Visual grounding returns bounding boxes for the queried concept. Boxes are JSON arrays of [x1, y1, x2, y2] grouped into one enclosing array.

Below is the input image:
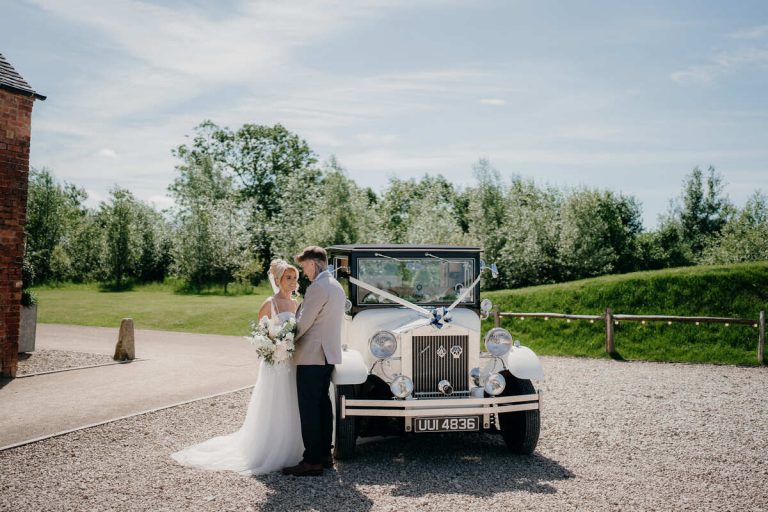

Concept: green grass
[[34, 262, 768, 365], [33, 281, 273, 336], [482, 262, 768, 366]]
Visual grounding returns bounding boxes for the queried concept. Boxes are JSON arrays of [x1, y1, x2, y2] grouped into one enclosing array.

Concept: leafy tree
[[172, 197, 256, 291], [467, 159, 507, 286], [700, 191, 768, 264], [405, 185, 471, 245], [67, 212, 106, 282], [301, 157, 378, 249], [25, 168, 87, 283], [499, 177, 562, 287], [676, 166, 732, 258], [100, 188, 141, 287], [134, 203, 172, 282], [558, 189, 643, 280], [172, 121, 321, 265]]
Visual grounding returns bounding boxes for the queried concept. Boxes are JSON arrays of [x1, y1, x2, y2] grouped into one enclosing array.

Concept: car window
[[356, 257, 475, 305]]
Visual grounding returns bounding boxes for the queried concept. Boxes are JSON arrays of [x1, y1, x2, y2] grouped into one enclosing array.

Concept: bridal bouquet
[[246, 316, 297, 365]]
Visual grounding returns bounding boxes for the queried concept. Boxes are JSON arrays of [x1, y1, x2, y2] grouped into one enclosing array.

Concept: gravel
[[1, 356, 766, 511], [16, 349, 117, 376]]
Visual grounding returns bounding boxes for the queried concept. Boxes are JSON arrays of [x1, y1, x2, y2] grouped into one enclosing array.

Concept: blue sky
[[2, 0, 767, 228]]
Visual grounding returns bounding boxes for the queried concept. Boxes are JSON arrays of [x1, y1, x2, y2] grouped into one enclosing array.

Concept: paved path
[[0, 324, 260, 448]]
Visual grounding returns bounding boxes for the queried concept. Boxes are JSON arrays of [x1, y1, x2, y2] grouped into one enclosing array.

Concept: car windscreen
[[356, 257, 475, 305]]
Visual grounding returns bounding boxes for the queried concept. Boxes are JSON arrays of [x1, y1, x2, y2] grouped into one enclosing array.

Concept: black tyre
[[498, 374, 540, 454], [334, 384, 357, 460]]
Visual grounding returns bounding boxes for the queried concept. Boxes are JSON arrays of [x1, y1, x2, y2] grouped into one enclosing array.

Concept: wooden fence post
[[759, 310, 765, 365], [493, 308, 500, 328], [605, 308, 615, 354]]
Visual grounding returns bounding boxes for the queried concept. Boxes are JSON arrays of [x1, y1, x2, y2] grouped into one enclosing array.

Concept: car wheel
[[498, 373, 540, 454], [334, 384, 357, 459]]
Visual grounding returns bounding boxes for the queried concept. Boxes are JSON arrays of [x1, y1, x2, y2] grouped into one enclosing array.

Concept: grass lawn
[[483, 261, 768, 366], [33, 282, 273, 336], [33, 262, 768, 365]]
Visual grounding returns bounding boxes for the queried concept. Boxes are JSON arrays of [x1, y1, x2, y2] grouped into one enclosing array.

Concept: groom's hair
[[295, 246, 328, 271]]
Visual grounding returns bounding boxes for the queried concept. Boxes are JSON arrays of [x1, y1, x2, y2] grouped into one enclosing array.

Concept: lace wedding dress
[[171, 306, 303, 475]]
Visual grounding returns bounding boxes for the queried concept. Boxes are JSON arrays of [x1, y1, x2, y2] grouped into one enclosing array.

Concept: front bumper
[[342, 392, 540, 431]]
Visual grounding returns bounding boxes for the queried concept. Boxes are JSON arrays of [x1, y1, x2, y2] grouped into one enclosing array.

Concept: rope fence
[[492, 308, 766, 364]]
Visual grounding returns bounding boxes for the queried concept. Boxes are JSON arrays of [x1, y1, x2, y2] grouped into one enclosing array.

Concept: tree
[[172, 121, 321, 265], [498, 177, 562, 287], [172, 197, 256, 291], [677, 166, 732, 258], [700, 191, 768, 264], [25, 168, 87, 283], [558, 189, 643, 280], [467, 159, 508, 286], [100, 188, 141, 287], [300, 157, 378, 250]]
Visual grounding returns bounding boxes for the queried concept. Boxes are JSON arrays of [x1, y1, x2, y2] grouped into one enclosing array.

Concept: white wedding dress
[[171, 308, 304, 475]]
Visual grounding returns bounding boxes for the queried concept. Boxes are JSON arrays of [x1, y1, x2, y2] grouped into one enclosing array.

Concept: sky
[[2, 0, 767, 229]]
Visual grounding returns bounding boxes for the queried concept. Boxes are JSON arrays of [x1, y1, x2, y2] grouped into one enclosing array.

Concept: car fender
[[505, 346, 544, 380], [332, 348, 368, 385]]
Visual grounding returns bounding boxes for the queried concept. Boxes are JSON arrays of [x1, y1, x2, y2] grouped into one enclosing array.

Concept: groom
[[282, 246, 345, 477]]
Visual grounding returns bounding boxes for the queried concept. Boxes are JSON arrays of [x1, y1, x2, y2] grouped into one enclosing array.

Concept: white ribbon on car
[[348, 272, 485, 329]]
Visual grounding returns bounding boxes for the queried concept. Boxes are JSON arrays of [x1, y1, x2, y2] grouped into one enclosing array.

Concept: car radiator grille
[[412, 335, 469, 396]]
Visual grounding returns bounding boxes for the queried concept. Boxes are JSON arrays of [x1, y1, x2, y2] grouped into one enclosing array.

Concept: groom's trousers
[[296, 364, 334, 465]]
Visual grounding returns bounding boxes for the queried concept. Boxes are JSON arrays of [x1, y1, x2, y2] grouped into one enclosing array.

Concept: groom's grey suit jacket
[[294, 270, 345, 366]]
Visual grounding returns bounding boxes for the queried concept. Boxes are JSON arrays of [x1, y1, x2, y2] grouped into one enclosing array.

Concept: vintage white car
[[328, 245, 543, 459]]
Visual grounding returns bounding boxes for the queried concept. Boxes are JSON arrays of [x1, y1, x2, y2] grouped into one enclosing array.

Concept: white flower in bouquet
[[273, 341, 290, 363], [246, 313, 298, 366]]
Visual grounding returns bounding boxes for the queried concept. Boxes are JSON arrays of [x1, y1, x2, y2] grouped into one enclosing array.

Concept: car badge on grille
[[436, 345, 447, 358], [450, 345, 463, 359]]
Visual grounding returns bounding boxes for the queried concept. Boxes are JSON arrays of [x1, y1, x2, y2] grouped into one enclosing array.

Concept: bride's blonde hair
[[268, 259, 298, 288]]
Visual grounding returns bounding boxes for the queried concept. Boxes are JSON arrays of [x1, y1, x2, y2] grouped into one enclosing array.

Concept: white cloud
[[480, 98, 506, 105], [672, 47, 768, 85], [730, 24, 768, 40], [97, 148, 117, 158]]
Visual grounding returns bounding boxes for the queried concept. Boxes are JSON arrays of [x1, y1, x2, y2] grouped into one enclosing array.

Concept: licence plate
[[414, 416, 479, 433]]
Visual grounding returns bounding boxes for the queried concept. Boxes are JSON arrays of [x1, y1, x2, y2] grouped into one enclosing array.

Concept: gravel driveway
[[1, 356, 766, 511]]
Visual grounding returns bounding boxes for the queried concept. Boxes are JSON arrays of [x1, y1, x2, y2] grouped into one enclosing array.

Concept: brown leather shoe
[[281, 461, 323, 477]]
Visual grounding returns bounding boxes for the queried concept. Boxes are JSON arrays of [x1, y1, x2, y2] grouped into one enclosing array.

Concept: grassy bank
[[33, 262, 767, 365], [33, 282, 273, 336], [483, 262, 768, 366]]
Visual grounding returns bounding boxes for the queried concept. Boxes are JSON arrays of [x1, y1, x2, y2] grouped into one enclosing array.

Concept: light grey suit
[[294, 270, 345, 366]]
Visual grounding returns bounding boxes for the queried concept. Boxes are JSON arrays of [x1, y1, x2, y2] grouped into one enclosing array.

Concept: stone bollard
[[113, 318, 135, 361]]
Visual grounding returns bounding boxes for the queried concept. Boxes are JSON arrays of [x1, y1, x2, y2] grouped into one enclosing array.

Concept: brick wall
[[0, 87, 34, 379]]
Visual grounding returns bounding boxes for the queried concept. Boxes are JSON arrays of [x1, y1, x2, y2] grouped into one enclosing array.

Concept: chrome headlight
[[484, 327, 513, 357], [484, 372, 506, 396], [369, 330, 397, 359], [470, 367, 482, 387], [390, 375, 413, 398], [480, 298, 493, 319]]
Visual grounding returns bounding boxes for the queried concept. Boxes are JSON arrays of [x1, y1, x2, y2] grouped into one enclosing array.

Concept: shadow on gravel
[[255, 433, 572, 511]]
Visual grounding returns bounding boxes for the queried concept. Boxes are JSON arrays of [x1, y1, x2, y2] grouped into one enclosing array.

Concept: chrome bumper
[[341, 392, 540, 431]]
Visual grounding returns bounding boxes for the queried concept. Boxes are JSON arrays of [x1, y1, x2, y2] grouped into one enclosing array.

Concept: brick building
[[1, 52, 45, 378]]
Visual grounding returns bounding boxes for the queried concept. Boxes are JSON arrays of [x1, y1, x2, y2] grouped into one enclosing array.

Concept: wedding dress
[[171, 302, 303, 475]]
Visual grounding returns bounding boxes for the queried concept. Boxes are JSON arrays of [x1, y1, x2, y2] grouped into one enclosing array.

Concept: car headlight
[[480, 298, 493, 319], [469, 367, 482, 387], [484, 327, 513, 357], [369, 330, 397, 359], [484, 372, 506, 396], [390, 375, 413, 398]]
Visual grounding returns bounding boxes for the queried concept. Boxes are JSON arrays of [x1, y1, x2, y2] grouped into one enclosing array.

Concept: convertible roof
[[327, 244, 481, 252]]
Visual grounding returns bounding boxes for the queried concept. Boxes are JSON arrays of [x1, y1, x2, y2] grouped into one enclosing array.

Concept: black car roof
[[327, 244, 481, 252]]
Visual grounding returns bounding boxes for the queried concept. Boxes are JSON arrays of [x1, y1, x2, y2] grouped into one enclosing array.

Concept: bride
[[171, 259, 304, 475]]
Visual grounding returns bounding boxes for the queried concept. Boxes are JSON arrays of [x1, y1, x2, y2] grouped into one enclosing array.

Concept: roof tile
[[0, 52, 45, 100]]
